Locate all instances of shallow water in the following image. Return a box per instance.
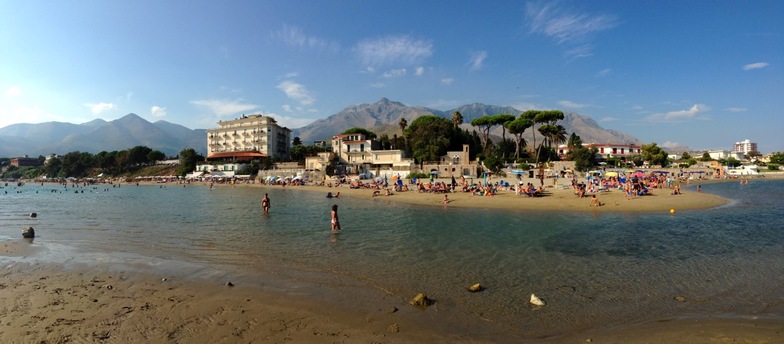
[1,180,782,338]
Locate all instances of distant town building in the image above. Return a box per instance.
[707,150,744,161]
[10,155,42,168]
[733,139,758,155]
[206,114,291,161]
[557,143,642,159]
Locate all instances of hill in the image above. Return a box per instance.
[292,98,641,146]
[0,114,207,158]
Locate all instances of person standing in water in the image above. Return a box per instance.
[261,193,270,214]
[331,204,341,231]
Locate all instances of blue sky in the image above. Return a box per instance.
[1,1,782,153]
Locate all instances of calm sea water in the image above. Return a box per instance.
[1,180,783,339]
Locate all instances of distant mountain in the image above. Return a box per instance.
[292,98,641,146]
[0,98,641,159]
[0,114,207,158]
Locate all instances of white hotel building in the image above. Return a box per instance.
[206,115,291,161]
[557,143,642,159]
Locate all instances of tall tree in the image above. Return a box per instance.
[292,137,303,146]
[641,142,669,167]
[492,113,516,143]
[398,118,408,133]
[452,111,463,129]
[470,115,495,153]
[177,148,204,176]
[504,117,533,160]
[404,115,455,163]
[520,110,542,157]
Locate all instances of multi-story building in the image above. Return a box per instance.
[557,143,642,159]
[733,139,758,155]
[206,114,291,161]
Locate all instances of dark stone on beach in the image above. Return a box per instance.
[225,281,234,287]
[409,293,432,307]
[22,227,35,238]
[29,212,37,218]
[387,306,398,313]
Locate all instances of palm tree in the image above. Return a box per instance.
[452,111,463,129]
[399,118,408,133]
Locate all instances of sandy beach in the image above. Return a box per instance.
[2,175,783,343]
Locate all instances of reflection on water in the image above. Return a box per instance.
[1,180,782,337]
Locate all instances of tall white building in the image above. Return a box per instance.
[207,114,291,161]
[733,139,758,155]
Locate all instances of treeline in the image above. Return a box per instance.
[0,146,204,180]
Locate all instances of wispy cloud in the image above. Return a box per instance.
[558,100,592,109]
[382,68,407,78]
[5,86,22,97]
[355,35,433,67]
[525,2,618,59]
[415,66,425,76]
[271,25,340,52]
[277,80,316,106]
[190,99,257,117]
[370,83,385,88]
[441,78,454,85]
[742,62,768,71]
[725,107,748,112]
[151,106,167,117]
[469,51,487,71]
[594,68,612,78]
[85,102,116,115]
[647,104,710,121]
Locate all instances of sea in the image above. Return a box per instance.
[1,179,783,340]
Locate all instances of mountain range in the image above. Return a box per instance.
[0,114,207,158]
[293,98,641,146]
[0,98,641,158]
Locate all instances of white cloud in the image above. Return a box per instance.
[285,72,299,78]
[510,102,541,111]
[558,100,591,109]
[355,35,433,67]
[274,114,317,129]
[595,68,611,77]
[415,66,425,76]
[277,80,316,106]
[647,104,710,121]
[564,44,593,60]
[190,99,257,117]
[5,86,22,97]
[382,68,406,78]
[282,104,292,112]
[725,107,747,112]
[271,25,340,52]
[525,3,618,44]
[469,51,487,71]
[661,141,682,149]
[151,106,167,117]
[441,78,454,85]
[742,62,768,71]
[85,102,116,115]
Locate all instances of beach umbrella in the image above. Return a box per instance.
[605,171,618,177]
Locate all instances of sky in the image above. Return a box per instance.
[1,0,782,153]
